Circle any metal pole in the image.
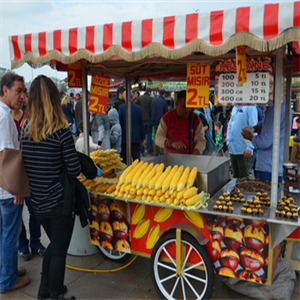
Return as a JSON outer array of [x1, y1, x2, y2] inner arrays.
[[125, 75, 132, 165], [283, 61, 292, 163], [271, 48, 283, 208], [81, 61, 90, 155]]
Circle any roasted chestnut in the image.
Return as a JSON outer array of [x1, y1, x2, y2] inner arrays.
[[110, 202, 124, 220], [212, 240, 221, 262], [212, 223, 224, 242], [240, 247, 264, 272], [100, 241, 113, 250], [220, 249, 240, 271], [115, 239, 131, 253], [244, 225, 265, 251], [112, 221, 128, 240], [100, 221, 113, 242], [224, 224, 243, 250], [90, 220, 100, 239], [245, 219, 266, 228], [226, 217, 243, 227], [98, 203, 110, 222], [218, 267, 237, 278], [90, 204, 98, 220], [238, 270, 263, 284]]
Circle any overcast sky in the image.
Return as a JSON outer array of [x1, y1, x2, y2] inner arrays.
[[0, 0, 288, 81]]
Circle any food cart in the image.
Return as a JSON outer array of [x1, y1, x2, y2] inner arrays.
[[8, 1, 300, 299]]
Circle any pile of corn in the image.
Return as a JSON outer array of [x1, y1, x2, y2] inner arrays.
[[111, 160, 210, 208], [90, 149, 126, 172]]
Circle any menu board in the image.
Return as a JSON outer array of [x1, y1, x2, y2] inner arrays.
[[216, 57, 274, 104]]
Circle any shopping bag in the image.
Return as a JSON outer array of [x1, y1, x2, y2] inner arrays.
[[0, 148, 31, 197]]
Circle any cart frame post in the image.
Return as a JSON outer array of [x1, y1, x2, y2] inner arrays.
[[271, 47, 283, 208], [283, 60, 293, 163], [125, 75, 132, 165], [81, 60, 89, 155]]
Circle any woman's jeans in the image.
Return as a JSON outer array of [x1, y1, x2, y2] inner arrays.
[[0, 198, 23, 291], [36, 207, 75, 296], [19, 196, 43, 253]]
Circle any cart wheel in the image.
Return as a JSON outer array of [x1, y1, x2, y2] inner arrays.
[[151, 232, 214, 300], [98, 246, 131, 263]]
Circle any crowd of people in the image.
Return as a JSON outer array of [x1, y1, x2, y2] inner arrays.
[[0, 71, 298, 299]]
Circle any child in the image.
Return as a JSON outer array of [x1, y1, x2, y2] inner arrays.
[[75, 121, 100, 153], [290, 117, 300, 163], [214, 121, 223, 151], [108, 108, 122, 154]]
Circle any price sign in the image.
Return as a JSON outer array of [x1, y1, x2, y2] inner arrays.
[[236, 46, 247, 85], [88, 74, 110, 115], [218, 73, 270, 104], [67, 62, 82, 87], [186, 63, 210, 108]]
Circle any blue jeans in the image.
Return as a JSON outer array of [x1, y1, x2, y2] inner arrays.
[[0, 198, 23, 291], [141, 121, 152, 154], [256, 171, 283, 183], [19, 197, 43, 253]]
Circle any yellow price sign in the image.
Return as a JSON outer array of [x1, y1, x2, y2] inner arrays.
[[186, 63, 210, 108], [236, 45, 247, 85]]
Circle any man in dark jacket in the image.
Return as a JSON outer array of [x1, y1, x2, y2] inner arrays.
[[113, 86, 126, 112], [119, 99, 145, 164], [136, 88, 153, 155], [150, 89, 168, 155]]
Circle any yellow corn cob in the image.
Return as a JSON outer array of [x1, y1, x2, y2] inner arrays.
[[136, 163, 154, 189], [143, 188, 150, 196], [149, 189, 156, 197], [183, 187, 198, 199], [170, 165, 184, 193], [125, 161, 144, 184], [149, 170, 164, 189], [132, 162, 148, 187], [177, 188, 187, 200], [120, 184, 126, 193], [142, 164, 159, 188], [132, 159, 139, 167], [153, 195, 160, 202], [174, 198, 181, 205], [135, 195, 141, 201], [142, 195, 148, 201], [186, 167, 198, 189], [147, 195, 153, 202], [116, 184, 120, 191], [114, 190, 119, 196], [136, 188, 144, 196], [156, 189, 163, 197], [166, 198, 174, 205], [127, 194, 135, 200], [118, 165, 134, 185], [165, 190, 170, 199], [159, 195, 166, 202], [125, 184, 132, 194], [154, 166, 172, 190], [177, 167, 190, 191], [171, 190, 178, 199], [162, 165, 178, 192], [186, 194, 200, 206], [117, 192, 124, 198], [130, 187, 137, 195]]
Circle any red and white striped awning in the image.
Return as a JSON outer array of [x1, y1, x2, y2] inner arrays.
[[9, 1, 300, 69]]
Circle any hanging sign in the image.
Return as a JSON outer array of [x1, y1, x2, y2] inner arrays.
[[236, 46, 247, 85], [186, 63, 210, 108], [215, 57, 274, 104], [88, 74, 110, 115], [67, 62, 82, 88]]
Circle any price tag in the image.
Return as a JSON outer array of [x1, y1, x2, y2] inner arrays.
[[67, 62, 82, 87], [88, 74, 110, 115], [236, 46, 247, 85], [186, 63, 210, 108], [218, 73, 270, 104]]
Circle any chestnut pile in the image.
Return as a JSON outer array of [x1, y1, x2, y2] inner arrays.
[[275, 195, 299, 220], [229, 187, 246, 203], [213, 192, 234, 212], [211, 217, 268, 284], [254, 191, 271, 206], [89, 198, 131, 253], [241, 199, 264, 215]]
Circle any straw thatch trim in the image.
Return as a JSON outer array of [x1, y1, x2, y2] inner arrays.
[[11, 28, 300, 69]]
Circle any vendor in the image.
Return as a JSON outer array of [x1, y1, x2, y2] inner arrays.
[[155, 90, 206, 155]]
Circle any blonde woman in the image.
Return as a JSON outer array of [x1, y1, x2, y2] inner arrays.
[[61, 95, 76, 134], [21, 75, 80, 300]]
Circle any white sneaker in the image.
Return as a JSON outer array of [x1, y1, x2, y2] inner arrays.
[[289, 186, 300, 194]]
